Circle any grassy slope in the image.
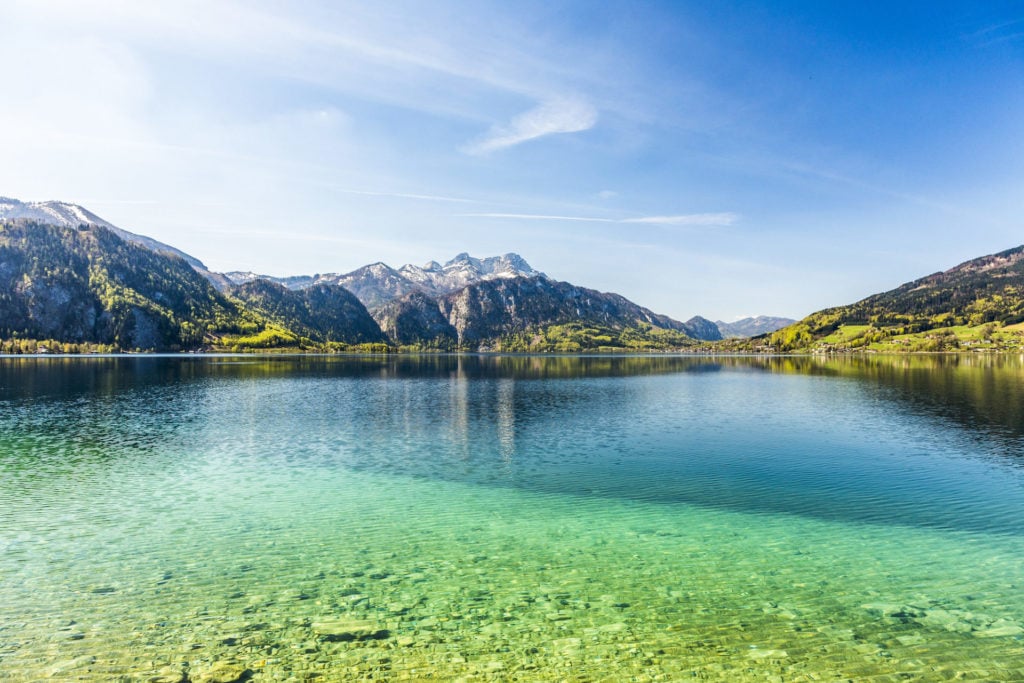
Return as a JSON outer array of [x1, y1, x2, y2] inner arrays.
[[757, 245, 1024, 353]]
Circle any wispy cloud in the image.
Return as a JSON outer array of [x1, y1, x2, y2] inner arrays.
[[623, 213, 738, 226], [461, 213, 616, 222], [464, 96, 598, 154], [77, 198, 162, 206], [332, 188, 481, 204], [967, 17, 1024, 37], [777, 159, 963, 214], [979, 30, 1024, 46], [459, 212, 737, 226]]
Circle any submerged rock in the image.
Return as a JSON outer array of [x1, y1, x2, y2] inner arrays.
[[915, 608, 974, 633], [194, 661, 253, 683], [974, 621, 1024, 638], [863, 600, 1024, 638], [312, 618, 389, 642]]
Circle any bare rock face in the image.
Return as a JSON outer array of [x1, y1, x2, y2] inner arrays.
[[431, 276, 692, 348], [230, 279, 386, 344], [682, 316, 723, 341], [127, 307, 163, 349], [373, 290, 457, 348], [330, 263, 421, 310]]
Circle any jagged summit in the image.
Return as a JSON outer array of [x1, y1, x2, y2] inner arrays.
[[397, 252, 544, 299], [225, 252, 546, 311], [441, 251, 535, 273]]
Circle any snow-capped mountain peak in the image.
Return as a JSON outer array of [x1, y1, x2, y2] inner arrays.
[[0, 196, 208, 271], [0, 196, 116, 231], [399, 252, 543, 294]]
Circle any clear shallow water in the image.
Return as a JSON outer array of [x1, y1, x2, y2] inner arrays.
[[1, 354, 1023, 681]]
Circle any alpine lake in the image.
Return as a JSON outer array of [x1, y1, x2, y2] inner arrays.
[[1, 353, 1023, 682]]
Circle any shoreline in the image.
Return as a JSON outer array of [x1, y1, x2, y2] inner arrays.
[[2, 348, 1023, 359]]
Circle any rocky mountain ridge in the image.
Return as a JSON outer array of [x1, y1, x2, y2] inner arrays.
[[226, 250, 727, 343], [0, 196, 790, 350], [224, 252, 546, 311], [375, 276, 720, 348]]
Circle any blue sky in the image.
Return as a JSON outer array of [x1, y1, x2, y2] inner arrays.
[[1, 1, 1022, 321]]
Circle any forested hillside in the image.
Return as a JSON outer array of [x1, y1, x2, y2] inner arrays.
[[0, 220, 391, 353], [230, 279, 386, 348], [0, 219, 263, 352], [765, 245, 1024, 352]]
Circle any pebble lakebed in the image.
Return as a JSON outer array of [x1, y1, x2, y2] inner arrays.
[[3, 471, 1023, 682]]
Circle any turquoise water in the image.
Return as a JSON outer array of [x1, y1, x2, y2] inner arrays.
[[1, 354, 1023, 681]]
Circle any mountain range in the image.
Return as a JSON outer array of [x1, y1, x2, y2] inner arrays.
[[224, 251, 730, 348], [8, 195, 1023, 354], [224, 252, 543, 308], [1, 196, 795, 352]]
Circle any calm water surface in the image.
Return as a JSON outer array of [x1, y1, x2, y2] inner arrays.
[[1, 354, 1023, 681]]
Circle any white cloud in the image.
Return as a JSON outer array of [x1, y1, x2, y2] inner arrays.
[[465, 96, 598, 154], [459, 212, 613, 222], [622, 213, 739, 226], [330, 188, 480, 204], [460, 212, 738, 226]]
